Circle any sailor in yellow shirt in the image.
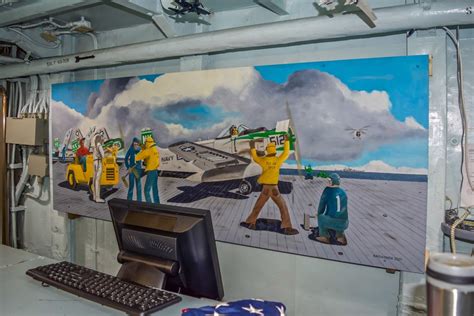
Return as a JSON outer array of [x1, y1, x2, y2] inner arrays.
[[135, 136, 160, 204], [240, 134, 298, 235]]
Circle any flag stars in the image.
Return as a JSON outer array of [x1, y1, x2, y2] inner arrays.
[[242, 304, 264, 315]]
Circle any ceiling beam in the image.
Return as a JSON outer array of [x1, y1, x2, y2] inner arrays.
[[106, 0, 176, 38], [0, 0, 101, 27], [255, 0, 289, 16], [151, 14, 176, 38]]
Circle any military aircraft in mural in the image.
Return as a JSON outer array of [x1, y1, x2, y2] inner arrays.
[[158, 119, 297, 195], [58, 127, 111, 160], [345, 125, 369, 140], [167, 0, 211, 16]]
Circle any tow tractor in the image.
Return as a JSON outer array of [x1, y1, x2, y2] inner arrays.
[[66, 138, 123, 193]]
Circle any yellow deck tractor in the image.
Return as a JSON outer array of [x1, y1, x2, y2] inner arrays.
[[66, 147, 120, 193]]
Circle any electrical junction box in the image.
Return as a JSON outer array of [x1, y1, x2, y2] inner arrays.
[[28, 154, 49, 177], [5, 118, 48, 145]]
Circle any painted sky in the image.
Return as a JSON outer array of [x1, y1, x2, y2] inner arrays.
[[52, 55, 429, 172], [52, 79, 102, 115], [51, 74, 162, 115], [256, 55, 429, 128], [256, 55, 428, 169]]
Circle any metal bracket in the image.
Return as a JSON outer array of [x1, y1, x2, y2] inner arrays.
[[420, 0, 432, 11]]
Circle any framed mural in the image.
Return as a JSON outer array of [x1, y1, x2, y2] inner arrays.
[[51, 55, 429, 273]]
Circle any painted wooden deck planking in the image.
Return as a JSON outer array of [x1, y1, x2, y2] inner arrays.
[[169, 175, 426, 272], [53, 161, 427, 272], [341, 183, 425, 270]]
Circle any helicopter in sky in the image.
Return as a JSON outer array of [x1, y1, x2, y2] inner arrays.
[[345, 125, 370, 140], [168, 0, 211, 16]]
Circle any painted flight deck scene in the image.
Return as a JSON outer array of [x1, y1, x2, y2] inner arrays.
[[51, 55, 429, 273]]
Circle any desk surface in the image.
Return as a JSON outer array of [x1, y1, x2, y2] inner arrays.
[[0, 245, 217, 315]]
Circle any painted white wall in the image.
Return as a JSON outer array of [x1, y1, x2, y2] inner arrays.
[[18, 2, 474, 315]]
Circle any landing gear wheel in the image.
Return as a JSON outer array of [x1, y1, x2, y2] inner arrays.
[[239, 180, 252, 195], [67, 171, 77, 189]]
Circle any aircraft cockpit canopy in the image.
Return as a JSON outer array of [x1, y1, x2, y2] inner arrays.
[[217, 124, 250, 139]]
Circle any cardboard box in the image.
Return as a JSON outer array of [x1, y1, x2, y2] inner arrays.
[[28, 154, 49, 177], [5, 118, 48, 145]]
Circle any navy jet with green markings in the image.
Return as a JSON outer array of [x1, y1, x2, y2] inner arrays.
[[158, 119, 297, 195]]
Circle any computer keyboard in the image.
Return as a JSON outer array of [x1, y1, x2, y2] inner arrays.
[[26, 261, 182, 316]]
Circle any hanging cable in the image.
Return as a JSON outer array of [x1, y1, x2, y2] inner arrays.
[[7, 27, 61, 49], [36, 75, 50, 118], [33, 75, 48, 115], [17, 81, 22, 116], [9, 18, 70, 30], [21, 76, 35, 115], [32, 76, 40, 114], [442, 27, 471, 211], [20, 77, 29, 115], [39, 75, 46, 115]]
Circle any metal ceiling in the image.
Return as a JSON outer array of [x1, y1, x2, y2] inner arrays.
[[49, 1, 261, 32], [0, 0, 262, 28], [200, 0, 259, 12], [0, 0, 288, 63], [53, 3, 151, 32], [0, 0, 447, 65], [0, 0, 385, 31]]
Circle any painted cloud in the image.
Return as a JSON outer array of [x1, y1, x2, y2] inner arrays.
[[52, 67, 427, 162]]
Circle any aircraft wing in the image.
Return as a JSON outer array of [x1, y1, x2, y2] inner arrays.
[[175, 0, 192, 8], [168, 7, 183, 14], [196, 6, 210, 15], [168, 141, 251, 171]]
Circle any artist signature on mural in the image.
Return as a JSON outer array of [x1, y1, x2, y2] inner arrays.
[[373, 254, 402, 262]]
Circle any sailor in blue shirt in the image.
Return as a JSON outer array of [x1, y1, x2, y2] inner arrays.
[[124, 137, 143, 201], [315, 173, 348, 245]]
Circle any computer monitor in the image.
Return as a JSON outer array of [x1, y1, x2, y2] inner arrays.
[[108, 198, 224, 301]]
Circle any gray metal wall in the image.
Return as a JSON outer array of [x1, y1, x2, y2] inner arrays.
[[19, 3, 474, 315]]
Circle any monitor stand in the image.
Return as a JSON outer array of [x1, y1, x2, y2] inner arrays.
[[116, 251, 179, 289], [117, 261, 166, 289]]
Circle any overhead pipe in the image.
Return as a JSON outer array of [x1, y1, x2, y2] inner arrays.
[[0, 0, 473, 79], [0, 56, 23, 64]]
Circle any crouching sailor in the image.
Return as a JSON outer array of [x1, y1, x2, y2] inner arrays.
[[313, 173, 348, 245]]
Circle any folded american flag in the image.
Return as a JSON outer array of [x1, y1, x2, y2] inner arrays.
[[182, 299, 286, 316]]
